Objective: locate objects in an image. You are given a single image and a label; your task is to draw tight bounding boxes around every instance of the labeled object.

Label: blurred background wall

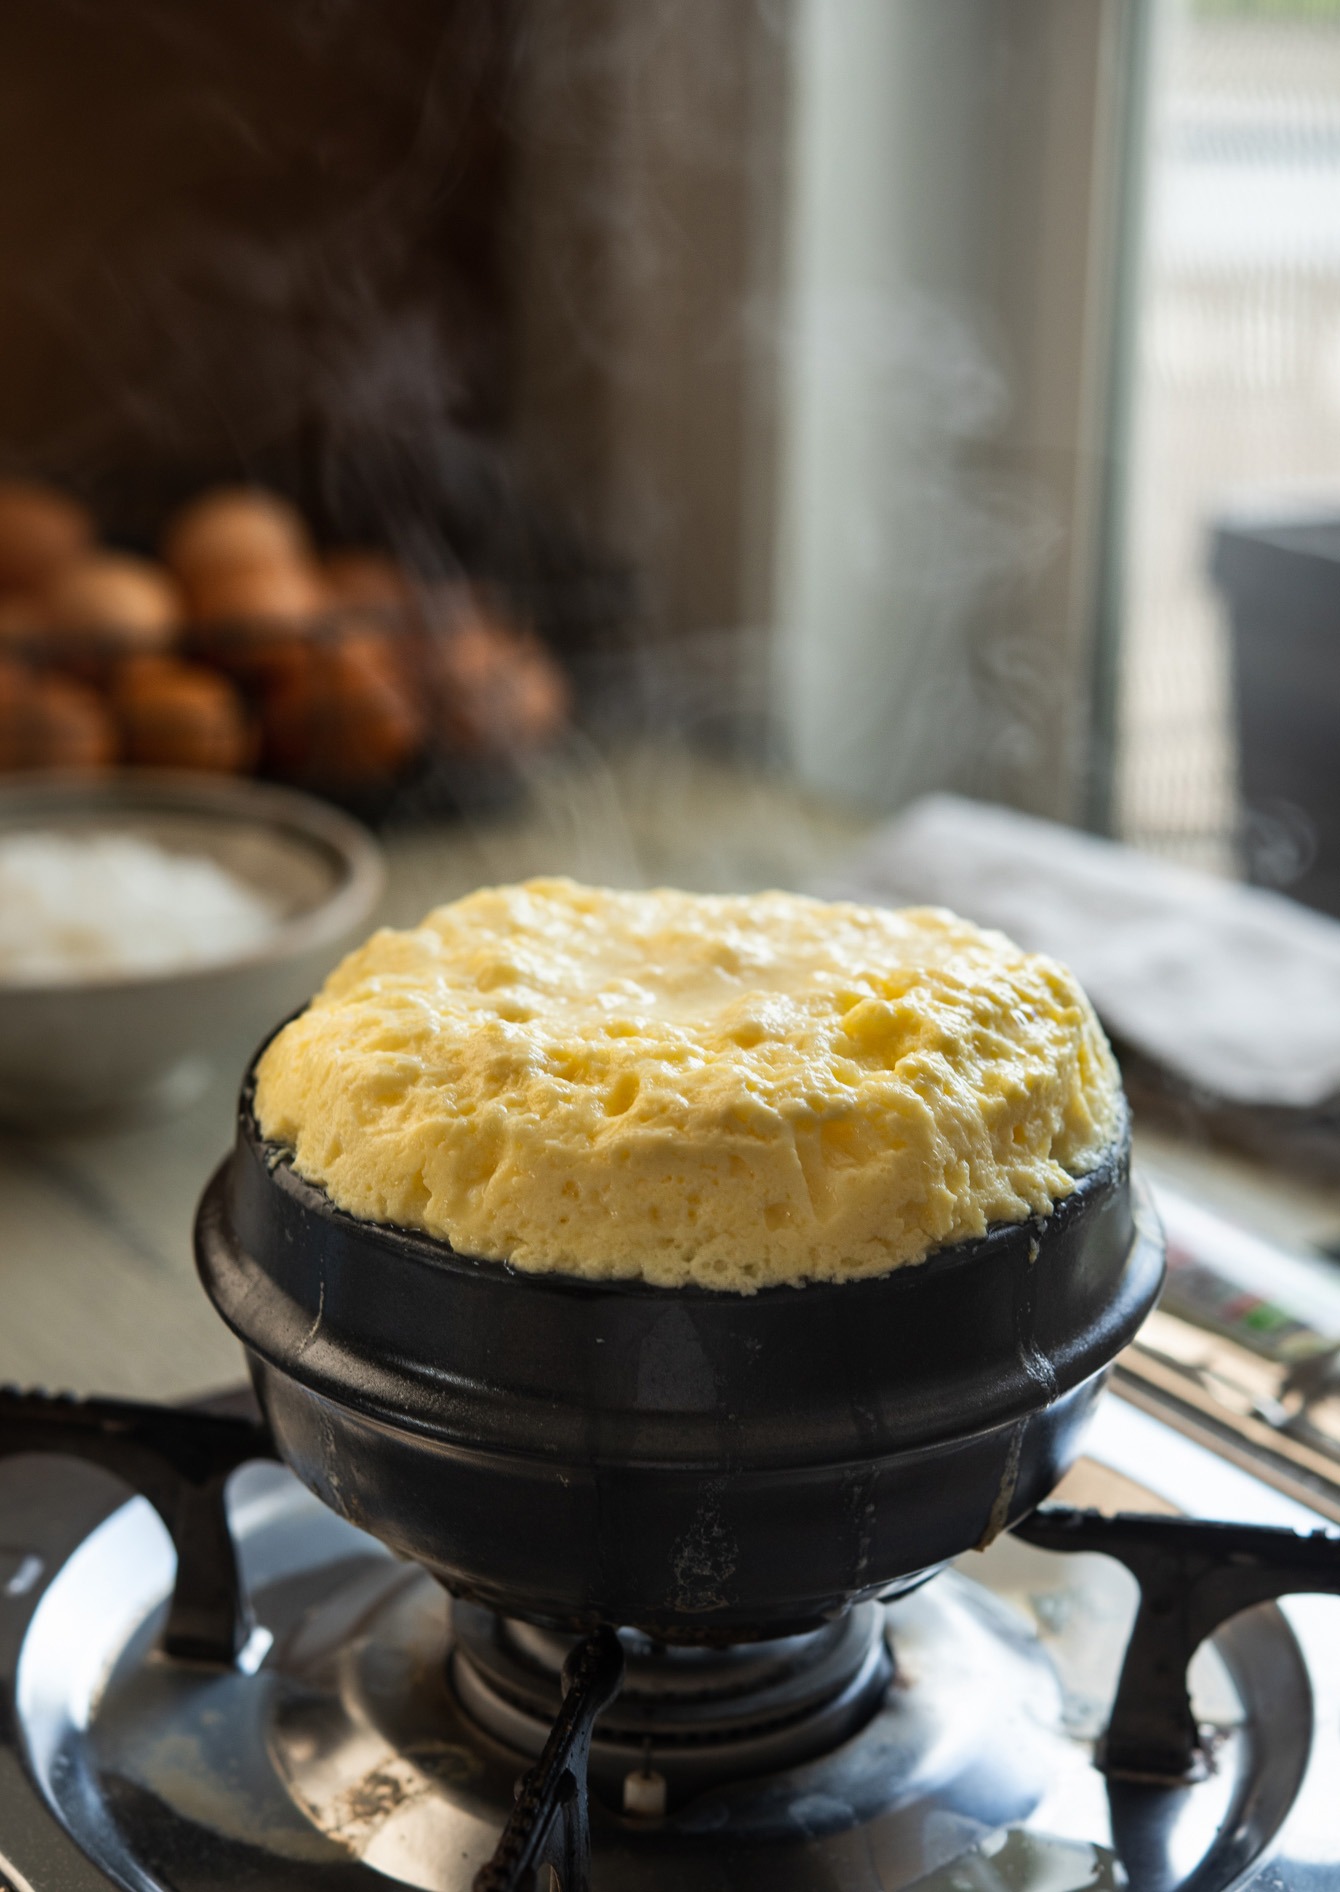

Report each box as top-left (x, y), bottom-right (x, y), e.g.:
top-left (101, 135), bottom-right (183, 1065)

top-left (0, 0), bottom-right (1337, 897)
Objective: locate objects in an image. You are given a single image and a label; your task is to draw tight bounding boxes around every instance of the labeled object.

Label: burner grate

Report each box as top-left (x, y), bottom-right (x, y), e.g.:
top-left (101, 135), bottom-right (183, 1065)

top-left (0, 1386), bottom-right (273, 1661)
top-left (1019, 1506), bottom-right (1340, 1781)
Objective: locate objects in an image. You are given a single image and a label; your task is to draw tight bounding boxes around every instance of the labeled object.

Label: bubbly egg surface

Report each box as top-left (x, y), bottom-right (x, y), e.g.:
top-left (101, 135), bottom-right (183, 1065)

top-left (253, 878), bottom-right (1122, 1291)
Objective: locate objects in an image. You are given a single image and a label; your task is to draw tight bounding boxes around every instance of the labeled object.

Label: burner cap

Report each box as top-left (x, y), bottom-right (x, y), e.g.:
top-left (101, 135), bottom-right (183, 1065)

top-left (449, 1601), bottom-right (892, 1803)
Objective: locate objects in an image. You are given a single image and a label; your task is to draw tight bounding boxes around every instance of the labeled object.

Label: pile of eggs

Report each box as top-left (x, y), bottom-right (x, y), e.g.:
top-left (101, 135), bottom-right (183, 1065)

top-left (0, 480), bottom-right (570, 790)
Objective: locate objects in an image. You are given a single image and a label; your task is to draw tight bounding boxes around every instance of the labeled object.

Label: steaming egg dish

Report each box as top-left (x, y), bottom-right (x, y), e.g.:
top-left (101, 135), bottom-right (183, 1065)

top-left (253, 878), bottom-right (1122, 1291)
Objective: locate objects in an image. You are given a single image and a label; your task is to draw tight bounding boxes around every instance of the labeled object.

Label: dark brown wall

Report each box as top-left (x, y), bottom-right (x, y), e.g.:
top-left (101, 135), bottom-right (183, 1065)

top-left (0, 1), bottom-right (513, 537)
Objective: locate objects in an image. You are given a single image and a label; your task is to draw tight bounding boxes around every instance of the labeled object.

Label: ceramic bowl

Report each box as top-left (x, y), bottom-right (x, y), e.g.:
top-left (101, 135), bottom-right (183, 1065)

top-left (0, 772), bottom-right (384, 1127)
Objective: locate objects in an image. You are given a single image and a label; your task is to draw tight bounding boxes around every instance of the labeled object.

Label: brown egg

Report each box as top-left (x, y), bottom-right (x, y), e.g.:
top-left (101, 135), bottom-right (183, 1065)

top-left (186, 557), bottom-right (328, 688)
top-left (163, 487), bottom-right (312, 589)
top-left (0, 657), bottom-right (33, 771)
top-left (25, 673), bottom-right (117, 771)
top-left (188, 556), bottom-right (327, 627)
top-left (262, 633), bottom-right (424, 785)
top-left (113, 657), bottom-right (254, 773)
top-left (0, 479), bottom-right (94, 592)
top-left (323, 548), bottom-right (414, 612)
top-left (44, 553), bottom-right (183, 661)
top-left (326, 608), bottom-right (420, 698)
top-left (432, 595), bottom-right (570, 757)
top-left (0, 591), bottom-right (51, 658)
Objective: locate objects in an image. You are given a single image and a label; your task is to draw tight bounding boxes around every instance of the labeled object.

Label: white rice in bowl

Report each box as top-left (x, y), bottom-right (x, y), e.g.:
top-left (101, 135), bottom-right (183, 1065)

top-left (0, 830), bottom-right (280, 983)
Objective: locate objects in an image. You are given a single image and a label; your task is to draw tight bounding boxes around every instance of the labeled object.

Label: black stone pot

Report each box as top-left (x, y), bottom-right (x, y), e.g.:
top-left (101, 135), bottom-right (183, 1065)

top-left (195, 1070), bottom-right (1162, 1643)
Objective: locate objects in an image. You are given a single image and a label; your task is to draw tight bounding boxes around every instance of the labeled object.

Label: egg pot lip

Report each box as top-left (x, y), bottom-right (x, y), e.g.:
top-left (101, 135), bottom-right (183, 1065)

top-left (232, 1079), bottom-right (1134, 1304)
top-left (225, 1006), bottom-right (1136, 1305)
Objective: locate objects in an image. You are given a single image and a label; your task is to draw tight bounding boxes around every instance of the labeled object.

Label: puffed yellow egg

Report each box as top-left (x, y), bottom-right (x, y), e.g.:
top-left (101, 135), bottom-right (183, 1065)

top-left (255, 879), bottom-right (1122, 1292)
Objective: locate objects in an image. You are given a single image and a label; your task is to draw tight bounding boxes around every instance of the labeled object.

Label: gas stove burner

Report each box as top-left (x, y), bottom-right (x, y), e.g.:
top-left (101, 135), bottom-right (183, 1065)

top-left (8, 1456), bottom-right (1081, 1888)
top-left (3, 1405), bottom-right (1340, 1892)
top-left (266, 1540), bottom-right (1063, 1869)
top-left (449, 1602), bottom-right (893, 1805)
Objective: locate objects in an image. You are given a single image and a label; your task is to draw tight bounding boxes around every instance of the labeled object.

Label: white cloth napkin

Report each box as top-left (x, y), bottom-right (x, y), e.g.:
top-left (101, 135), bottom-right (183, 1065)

top-left (820, 794), bottom-right (1340, 1111)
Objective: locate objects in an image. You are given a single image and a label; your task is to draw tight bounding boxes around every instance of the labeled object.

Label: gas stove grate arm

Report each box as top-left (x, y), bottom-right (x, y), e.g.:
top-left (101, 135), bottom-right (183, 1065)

top-left (473, 1626), bottom-right (625, 1892)
top-left (1017, 1504), bottom-right (1340, 1781)
top-left (0, 1386), bottom-right (276, 1665)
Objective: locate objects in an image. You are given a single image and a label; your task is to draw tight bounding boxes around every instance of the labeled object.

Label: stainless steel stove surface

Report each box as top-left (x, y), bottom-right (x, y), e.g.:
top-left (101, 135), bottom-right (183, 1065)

top-left (1, 1393), bottom-right (1338, 1892)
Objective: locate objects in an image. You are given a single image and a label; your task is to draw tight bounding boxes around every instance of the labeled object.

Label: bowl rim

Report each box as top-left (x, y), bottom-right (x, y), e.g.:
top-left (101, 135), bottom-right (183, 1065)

top-left (0, 769), bottom-right (385, 996)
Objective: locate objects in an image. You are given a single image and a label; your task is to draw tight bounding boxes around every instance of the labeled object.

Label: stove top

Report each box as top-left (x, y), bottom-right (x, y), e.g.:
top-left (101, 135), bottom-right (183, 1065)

top-left (2, 1391), bottom-right (1339, 1890)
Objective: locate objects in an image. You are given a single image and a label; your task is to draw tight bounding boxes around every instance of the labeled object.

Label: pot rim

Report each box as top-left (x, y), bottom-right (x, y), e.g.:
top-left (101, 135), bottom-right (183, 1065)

top-left (229, 1060), bottom-right (1135, 1302)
